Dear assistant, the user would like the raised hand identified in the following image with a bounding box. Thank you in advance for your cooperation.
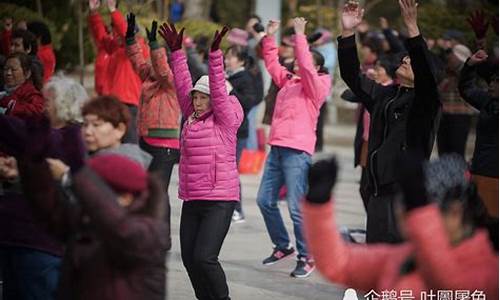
[266,20,280,36]
[159,22,185,52]
[305,156,339,204]
[106,0,117,12]
[467,10,489,40]
[467,50,488,66]
[126,13,136,39]
[210,26,229,52]
[398,0,420,37]
[341,0,364,37]
[46,158,70,181]
[146,20,158,43]
[89,0,100,12]
[293,17,307,35]
[0,156,18,181]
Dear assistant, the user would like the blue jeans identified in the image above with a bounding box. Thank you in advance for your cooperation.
[0,246,61,300]
[245,107,258,150]
[256,146,311,258]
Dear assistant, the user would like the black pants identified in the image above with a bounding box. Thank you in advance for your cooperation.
[123,105,139,144]
[139,138,179,245]
[315,103,328,152]
[366,193,403,244]
[359,167,370,212]
[180,201,236,300]
[437,114,472,157]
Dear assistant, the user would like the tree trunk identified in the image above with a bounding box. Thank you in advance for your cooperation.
[183,0,212,20]
[77,0,85,85]
[36,0,43,17]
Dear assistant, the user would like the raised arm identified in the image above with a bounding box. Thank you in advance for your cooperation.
[338,1,384,112]
[208,27,243,129]
[293,18,331,105]
[400,0,440,114]
[303,157,397,290]
[261,20,292,89]
[159,23,193,117]
[458,51,491,111]
[125,14,152,82]
[146,21,175,90]
[107,0,126,38]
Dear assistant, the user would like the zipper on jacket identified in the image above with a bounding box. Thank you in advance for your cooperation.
[370,87,401,197]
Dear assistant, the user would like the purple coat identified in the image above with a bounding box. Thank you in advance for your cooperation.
[170,49,243,201]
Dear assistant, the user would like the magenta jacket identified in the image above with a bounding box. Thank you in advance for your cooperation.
[170,49,243,201]
[303,201,498,298]
[262,33,331,155]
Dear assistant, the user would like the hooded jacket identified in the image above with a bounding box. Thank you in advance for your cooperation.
[262,33,331,155]
[170,49,243,201]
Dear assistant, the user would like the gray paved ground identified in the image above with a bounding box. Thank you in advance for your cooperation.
[166,125,367,300]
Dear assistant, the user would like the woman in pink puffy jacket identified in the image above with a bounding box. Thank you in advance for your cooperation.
[159,23,243,300]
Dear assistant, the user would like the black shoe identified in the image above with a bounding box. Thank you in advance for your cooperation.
[290,257,315,278]
[262,246,295,265]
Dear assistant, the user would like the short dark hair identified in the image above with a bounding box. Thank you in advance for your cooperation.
[11,29,38,55]
[82,96,130,128]
[249,14,262,23]
[27,21,52,45]
[311,49,328,74]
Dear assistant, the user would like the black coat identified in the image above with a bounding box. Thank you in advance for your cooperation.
[338,34,441,196]
[459,62,499,178]
[228,69,258,139]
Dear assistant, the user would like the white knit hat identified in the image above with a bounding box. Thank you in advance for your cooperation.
[191,75,233,96]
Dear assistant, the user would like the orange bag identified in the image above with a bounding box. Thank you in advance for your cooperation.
[238,149,266,174]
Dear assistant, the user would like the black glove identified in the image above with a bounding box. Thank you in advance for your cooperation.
[395,152,429,212]
[306,156,338,204]
[146,20,158,43]
[253,22,265,34]
[126,13,136,39]
[307,32,322,44]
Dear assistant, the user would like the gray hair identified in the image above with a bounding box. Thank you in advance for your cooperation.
[44,74,89,123]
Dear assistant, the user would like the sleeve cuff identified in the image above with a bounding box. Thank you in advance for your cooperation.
[337,34,356,49]
[149,40,160,50]
[126,37,136,46]
[404,34,426,49]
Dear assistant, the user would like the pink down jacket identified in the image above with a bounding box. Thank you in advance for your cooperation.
[170,49,243,201]
[262,33,332,155]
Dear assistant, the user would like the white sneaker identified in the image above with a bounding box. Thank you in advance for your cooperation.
[232,211,245,223]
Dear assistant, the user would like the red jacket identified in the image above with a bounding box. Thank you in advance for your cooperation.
[88,11,148,105]
[37,44,56,83]
[0,81,45,119]
[0,29,11,56]
[303,201,498,299]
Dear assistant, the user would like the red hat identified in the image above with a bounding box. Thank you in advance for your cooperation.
[87,154,147,195]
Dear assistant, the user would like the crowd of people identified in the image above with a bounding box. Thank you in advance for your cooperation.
[0,0,498,299]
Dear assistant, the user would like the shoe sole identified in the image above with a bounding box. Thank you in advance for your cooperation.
[291,266,315,278]
[262,251,295,266]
